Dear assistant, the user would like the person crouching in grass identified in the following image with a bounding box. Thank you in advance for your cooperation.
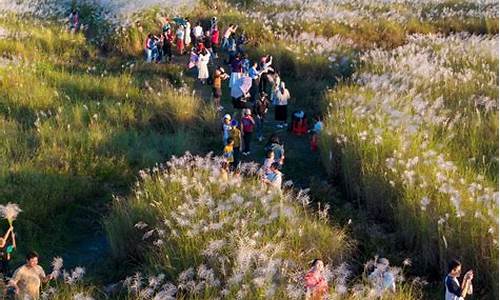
[263,162,283,191]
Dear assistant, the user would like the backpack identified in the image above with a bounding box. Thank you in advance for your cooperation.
[265,142,284,160]
[241,117,254,133]
[254,99,268,116]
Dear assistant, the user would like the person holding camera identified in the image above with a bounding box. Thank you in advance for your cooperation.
[445,259,473,300]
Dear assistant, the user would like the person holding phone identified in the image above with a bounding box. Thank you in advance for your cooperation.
[445,259,473,300]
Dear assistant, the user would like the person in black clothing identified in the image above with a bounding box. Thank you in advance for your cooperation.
[203,31,214,65]
[236,31,247,54]
[161,29,173,63]
[254,91,270,142]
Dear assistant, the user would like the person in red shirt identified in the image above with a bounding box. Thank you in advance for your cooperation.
[240,109,255,155]
[211,25,220,58]
[304,259,328,300]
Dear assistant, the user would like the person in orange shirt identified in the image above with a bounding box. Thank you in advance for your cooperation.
[304,259,328,300]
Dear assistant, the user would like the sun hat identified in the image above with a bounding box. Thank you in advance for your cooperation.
[223,114,231,120]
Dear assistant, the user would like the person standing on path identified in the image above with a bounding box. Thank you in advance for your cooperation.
[445,259,473,300]
[184,18,192,49]
[223,137,235,168]
[226,34,237,64]
[229,53,243,89]
[161,17,171,33]
[210,25,220,59]
[193,22,204,42]
[68,9,80,33]
[176,25,185,55]
[249,61,262,103]
[259,55,273,93]
[222,114,232,145]
[161,28,173,63]
[222,24,237,50]
[213,66,229,111]
[230,120,242,167]
[9,251,53,300]
[253,91,270,142]
[240,109,255,155]
[309,114,324,151]
[274,81,290,128]
[197,48,211,85]
[203,31,214,63]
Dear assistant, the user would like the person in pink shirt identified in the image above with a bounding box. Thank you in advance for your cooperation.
[304,259,328,300]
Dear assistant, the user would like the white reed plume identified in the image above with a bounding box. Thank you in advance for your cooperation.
[0,202,22,225]
[50,257,63,279]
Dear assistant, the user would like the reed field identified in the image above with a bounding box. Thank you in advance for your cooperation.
[0,0,497,299]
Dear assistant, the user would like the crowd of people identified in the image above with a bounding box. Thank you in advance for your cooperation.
[141,16,319,191]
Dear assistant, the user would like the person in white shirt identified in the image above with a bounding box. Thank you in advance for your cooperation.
[197,48,211,84]
[273,81,290,128]
[184,18,192,47]
[193,22,203,41]
[445,259,473,300]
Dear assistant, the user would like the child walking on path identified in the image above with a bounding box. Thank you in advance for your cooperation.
[223,138,235,168]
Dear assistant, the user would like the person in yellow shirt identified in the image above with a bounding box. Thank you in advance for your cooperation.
[9,251,53,300]
[223,138,235,168]
[220,161,229,181]
[230,120,241,167]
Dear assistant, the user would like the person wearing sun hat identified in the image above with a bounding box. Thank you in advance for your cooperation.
[222,114,232,145]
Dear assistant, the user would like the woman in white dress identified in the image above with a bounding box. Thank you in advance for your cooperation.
[184,19,192,48]
[197,48,211,84]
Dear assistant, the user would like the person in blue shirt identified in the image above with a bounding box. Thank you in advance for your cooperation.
[445,259,473,300]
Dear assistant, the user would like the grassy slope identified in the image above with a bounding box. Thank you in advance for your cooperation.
[0,15,218,275]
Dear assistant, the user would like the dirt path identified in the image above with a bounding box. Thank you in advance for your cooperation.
[170,52,327,188]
